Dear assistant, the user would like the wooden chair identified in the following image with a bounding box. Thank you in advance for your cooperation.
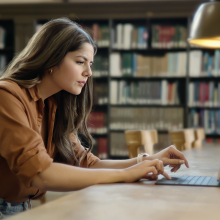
[169,128,195,151]
[124,130,158,158]
[192,128,205,148]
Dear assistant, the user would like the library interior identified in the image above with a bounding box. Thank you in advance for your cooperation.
[0,0,220,220]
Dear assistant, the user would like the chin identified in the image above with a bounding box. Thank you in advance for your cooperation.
[67,89,82,96]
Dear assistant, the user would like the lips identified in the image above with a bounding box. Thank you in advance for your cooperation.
[78,81,86,86]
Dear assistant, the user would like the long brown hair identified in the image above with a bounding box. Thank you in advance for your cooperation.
[0,17,97,165]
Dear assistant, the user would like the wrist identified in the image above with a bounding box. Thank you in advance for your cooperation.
[142,155,154,161]
[137,153,149,163]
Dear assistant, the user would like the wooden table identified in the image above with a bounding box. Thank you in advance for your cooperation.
[9,144,220,220]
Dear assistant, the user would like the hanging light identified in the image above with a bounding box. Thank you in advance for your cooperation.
[188,0,220,48]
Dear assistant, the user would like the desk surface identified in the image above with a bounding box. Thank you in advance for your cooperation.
[9,145,220,220]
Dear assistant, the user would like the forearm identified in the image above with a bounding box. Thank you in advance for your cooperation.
[31,162,124,192]
[90,158,138,169]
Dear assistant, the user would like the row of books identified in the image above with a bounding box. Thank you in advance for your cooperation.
[110,132,129,156]
[110,52,187,77]
[0,55,6,76]
[93,82,108,105]
[111,23,148,50]
[110,80,180,105]
[87,112,107,134]
[188,109,220,134]
[151,25,187,49]
[206,138,220,144]
[93,55,108,77]
[92,137,108,159]
[92,23,110,47]
[0,27,6,49]
[110,107,184,131]
[189,50,220,77]
[188,82,220,107]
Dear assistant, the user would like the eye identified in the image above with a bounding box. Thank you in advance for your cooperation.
[77,61,84,65]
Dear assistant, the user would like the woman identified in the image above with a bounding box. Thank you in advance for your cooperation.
[0,18,189,219]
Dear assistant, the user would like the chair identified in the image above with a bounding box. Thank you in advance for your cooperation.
[192,128,205,148]
[124,130,158,158]
[169,128,196,151]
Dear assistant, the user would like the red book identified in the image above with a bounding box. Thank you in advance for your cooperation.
[92,23,99,42]
[205,83,209,106]
[168,83,173,104]
[206,138,213,143]
[163,26,172,48]
[98,137,108,159]
[199,83,204,106]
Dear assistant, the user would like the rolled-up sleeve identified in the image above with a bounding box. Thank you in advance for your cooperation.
[0,89,53,187]
[70,134,100,168]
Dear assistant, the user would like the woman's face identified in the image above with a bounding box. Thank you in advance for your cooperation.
[51,42,94,95]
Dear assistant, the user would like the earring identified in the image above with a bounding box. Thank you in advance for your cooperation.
[49,69,53,74]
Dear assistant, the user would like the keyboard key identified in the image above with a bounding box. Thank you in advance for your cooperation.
[194,176,206,185]
[180,176,195,185]
[177,176,188,183]
[208,177,220,186]
[201,177,212,186]
[188,176,200,185]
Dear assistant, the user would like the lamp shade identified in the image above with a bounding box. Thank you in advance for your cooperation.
[188,1,220,48]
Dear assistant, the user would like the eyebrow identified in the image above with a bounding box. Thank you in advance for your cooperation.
[76,55,94,64]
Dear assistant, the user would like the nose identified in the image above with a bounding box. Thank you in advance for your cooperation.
[83,64,92,77]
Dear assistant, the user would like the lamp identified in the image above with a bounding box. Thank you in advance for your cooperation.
[188,0,220,48]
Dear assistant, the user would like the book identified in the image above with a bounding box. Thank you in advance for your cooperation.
[110,52,187,77]
[110,107,184,131]
[190,50,220,77]
[189,108,220,134]
[109,80,180,105]
[151,25,187,49]
[189,50,203,77]
[0,55,6,76]
[188,81,220,107]
[93,54,108,77]
[0,26,6,49]
[92,137,108,159]
[87,112,107,134]
[113,23,148,50]
[110,52,121,76]
[93,81,108,105]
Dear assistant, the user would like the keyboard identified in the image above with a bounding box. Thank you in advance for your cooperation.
[155,175,220,187]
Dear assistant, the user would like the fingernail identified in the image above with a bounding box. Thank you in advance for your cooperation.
[180,160,185,164]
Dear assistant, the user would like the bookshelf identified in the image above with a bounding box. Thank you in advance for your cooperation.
[0,20,14,77]
[188,48,220,140]
[34,15,220,159]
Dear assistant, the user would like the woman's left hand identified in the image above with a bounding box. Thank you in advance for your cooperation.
[143,145,189,173]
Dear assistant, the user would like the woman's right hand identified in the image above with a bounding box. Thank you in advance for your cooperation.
[122,159,171,183]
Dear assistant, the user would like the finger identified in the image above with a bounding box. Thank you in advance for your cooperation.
[171,164,181,172]
[164,158,189,168]
[169,164,176,168]
[148,166,158,175]
[169,147,190,168]
[145,159,164,174]
[159,160,165,175]
[143,174,158,180]
[161,171,171,180]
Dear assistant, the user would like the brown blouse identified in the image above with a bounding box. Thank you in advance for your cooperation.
[0,80,100,203]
